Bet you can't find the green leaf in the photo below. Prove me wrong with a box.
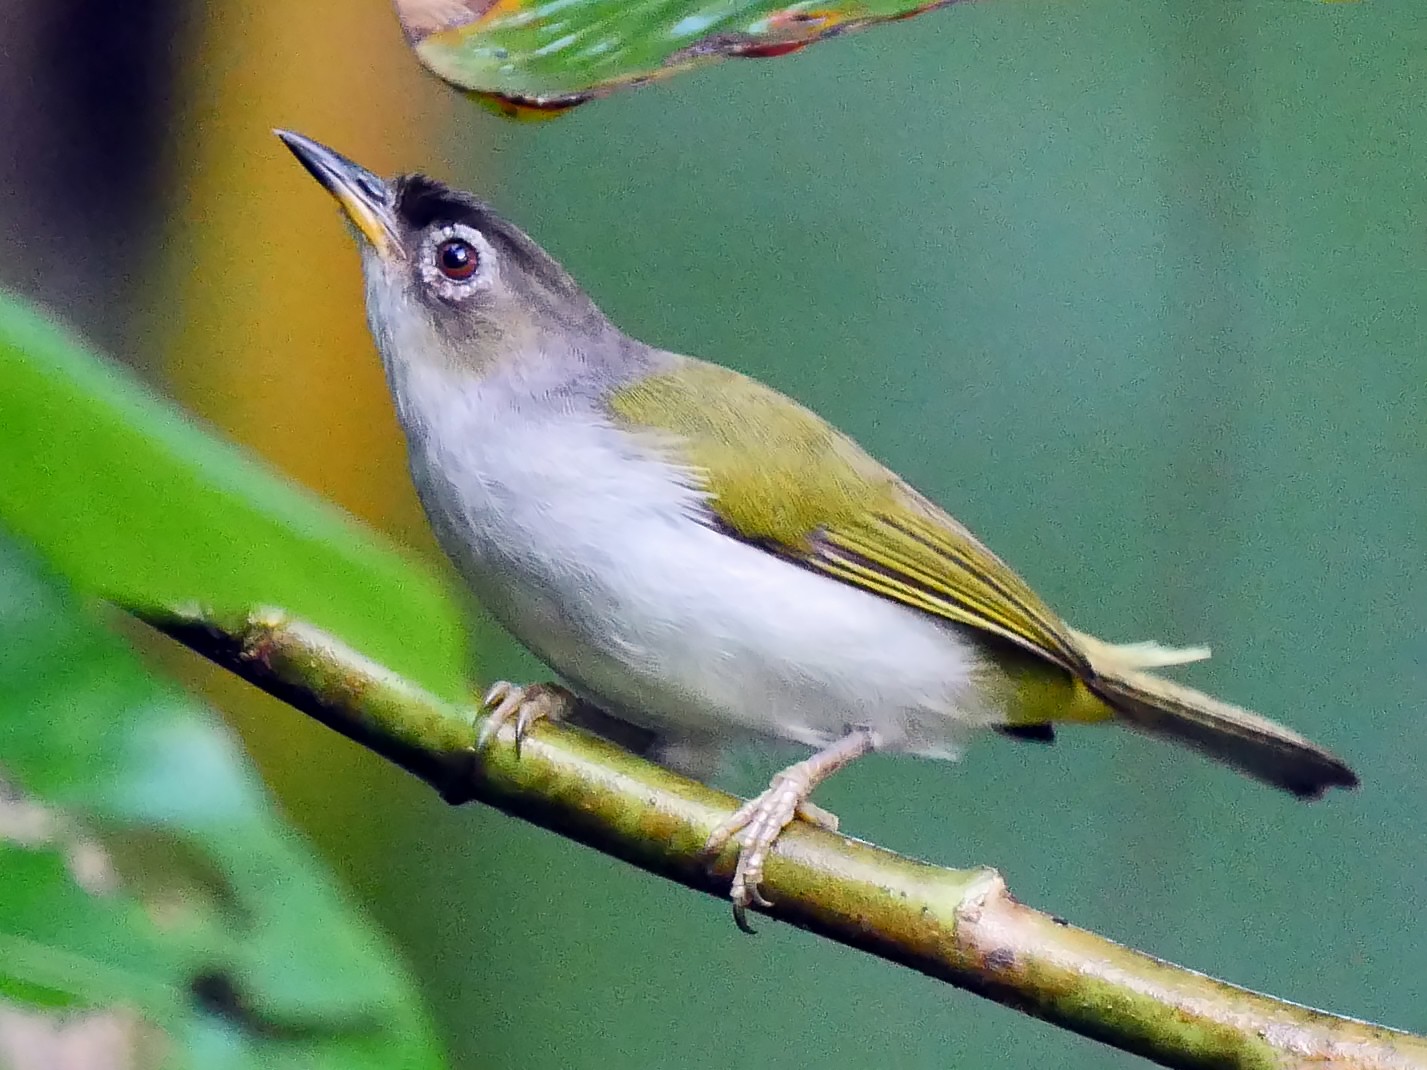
[0,530,446,1069]
[395,0,967,115]
[0,291,468,702]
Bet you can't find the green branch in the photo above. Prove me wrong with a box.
[137,605,1425,1070]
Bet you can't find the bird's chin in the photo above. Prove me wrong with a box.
[362,273,430,372]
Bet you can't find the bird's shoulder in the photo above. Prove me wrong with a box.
[608,354,899,546]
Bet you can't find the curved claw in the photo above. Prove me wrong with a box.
[702,796,758,860]
[476,681,521,752]
[475,681,574,757]
[732,900,758,935]
[514,701,547,759]
[728,834,777,934]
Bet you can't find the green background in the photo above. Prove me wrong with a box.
[15,0,1425,1065]
[407,2,1424,1065]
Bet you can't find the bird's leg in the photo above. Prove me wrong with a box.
[476,681,577,757]
[704,727,877,932]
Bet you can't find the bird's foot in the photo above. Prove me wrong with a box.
[476,681,575,757]
[704,769,841,933]
[703,728,876,933]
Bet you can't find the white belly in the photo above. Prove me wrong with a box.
[397,368,993,759]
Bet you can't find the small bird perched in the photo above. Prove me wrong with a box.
[278,130,1358,929]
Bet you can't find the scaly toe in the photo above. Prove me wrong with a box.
[797,800,840,833]
[702,796,762,860]
[733,847,776,910]
[726,819,782,933]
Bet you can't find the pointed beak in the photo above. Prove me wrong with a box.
[276,129,400,257]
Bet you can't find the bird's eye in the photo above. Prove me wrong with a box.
[435,238,479,281]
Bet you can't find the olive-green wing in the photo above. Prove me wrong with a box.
[609,358,1090,676]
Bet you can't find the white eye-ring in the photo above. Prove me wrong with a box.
[419,223,498,300]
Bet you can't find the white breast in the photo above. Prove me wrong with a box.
[392,360,994,759]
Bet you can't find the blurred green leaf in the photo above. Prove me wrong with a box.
[396,0,966,114]
[0,530,446,1069]
[0,291,468,702]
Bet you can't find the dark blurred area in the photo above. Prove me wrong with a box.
[0,0,187,349]
[3,2,1424,1068]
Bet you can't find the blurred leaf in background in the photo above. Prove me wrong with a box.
[398,0,968,113]
[0,292,469,704]
[0,530,445,1069]
[400,0,1371,117]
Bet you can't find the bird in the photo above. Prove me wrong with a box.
[277,129,1358,930]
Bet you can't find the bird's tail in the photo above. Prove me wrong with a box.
[1069,631,1359,799]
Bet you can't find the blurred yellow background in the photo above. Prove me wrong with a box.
[154,1,454,812]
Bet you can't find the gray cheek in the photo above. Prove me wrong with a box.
[365,271,510,381]
[421,289,519,365]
